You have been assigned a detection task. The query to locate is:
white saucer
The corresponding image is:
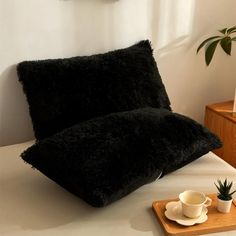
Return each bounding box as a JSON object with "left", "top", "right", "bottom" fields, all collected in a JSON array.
[{"left": 164, "top": 201, "right": 208, "bottom": 226}]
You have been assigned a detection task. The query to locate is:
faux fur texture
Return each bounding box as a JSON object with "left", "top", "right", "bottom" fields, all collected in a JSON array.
[
  {"left": 17, "top": 40, "right": 171, "bottom": 140},
  {"left": 21, "top": 107, "right": 221, "bottom": 207}
]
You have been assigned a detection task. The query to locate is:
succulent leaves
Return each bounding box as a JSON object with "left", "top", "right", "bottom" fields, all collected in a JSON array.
[{"left": 214, "top": 178, "right": 236, "bottom": 201}]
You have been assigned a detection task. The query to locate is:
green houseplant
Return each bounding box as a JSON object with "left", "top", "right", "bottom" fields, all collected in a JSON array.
[
  {"left": 214, "top": 178, "right": 236, "bottom": 213},
  {"left": 197, "top": 26, "right": 236, "bottom": 66},
  {"left": 197, "top": 26, "right": 236, "bottom": 117}
]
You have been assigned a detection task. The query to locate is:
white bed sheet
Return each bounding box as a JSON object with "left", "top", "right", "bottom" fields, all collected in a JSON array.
[{"left": 0, "top": 141, "right": 236, "bottom": 236}]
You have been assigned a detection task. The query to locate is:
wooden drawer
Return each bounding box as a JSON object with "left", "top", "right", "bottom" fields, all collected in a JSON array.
[{"left": 205, "top": 101, "right": 236, "bottom": 168}]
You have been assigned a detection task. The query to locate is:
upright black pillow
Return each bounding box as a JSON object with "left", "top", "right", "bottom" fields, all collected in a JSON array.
[
  {"left": 17, "top": 40, "right": 171, "bottom": 140},
  {"left": 21, "top": 107, "right": 222, "bottom": 207}
]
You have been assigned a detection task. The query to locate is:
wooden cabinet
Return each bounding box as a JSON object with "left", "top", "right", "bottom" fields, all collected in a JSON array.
[{"left": 205, "top": 101, "right": 236, "bottom": 168}]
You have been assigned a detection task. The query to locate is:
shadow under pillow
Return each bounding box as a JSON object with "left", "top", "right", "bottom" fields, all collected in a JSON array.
[
  {"left": 21, "top": 107, "right": 221, "bottom": 207},
  {"left": 17, "top": 40, "right": 171, "bottom": 140}
]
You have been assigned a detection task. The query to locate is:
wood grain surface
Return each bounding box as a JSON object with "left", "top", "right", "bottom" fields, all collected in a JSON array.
[
  {"left": 152, "top": 194, "right": 236, "bottom": 236},
  {"left": 204, "top": 100, "right": 236, "bottom": 168}
]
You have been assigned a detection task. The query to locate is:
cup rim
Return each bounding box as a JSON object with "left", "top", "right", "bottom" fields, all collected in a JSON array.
[{"left": 179, "top": 190, "right": 206, "bottom": 206}]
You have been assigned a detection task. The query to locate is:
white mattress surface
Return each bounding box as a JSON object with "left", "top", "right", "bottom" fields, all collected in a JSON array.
[{"left": 0, "top": 141, "right": 236, "bottom": 236}]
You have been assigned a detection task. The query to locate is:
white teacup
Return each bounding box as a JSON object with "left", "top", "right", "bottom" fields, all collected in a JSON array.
[{"left": 179, "top": 190, "right": 212, "bottom": 218}]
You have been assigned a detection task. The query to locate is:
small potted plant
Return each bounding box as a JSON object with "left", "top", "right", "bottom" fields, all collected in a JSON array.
[{"left": 215, "top": 178, "right": 236, "bottom": 213}]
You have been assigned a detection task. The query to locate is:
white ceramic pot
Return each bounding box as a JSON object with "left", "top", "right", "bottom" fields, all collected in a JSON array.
[{"left": 217, "top": 198, "right": 232, "bottom": 213}]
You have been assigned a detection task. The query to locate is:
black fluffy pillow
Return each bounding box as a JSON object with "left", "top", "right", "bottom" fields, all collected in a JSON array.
[
  {"left": 17, "top": 40, "right": 171, "bottom": 140},
  {"left": 21, "top": 107, "right": 221, "bottom": 207}
]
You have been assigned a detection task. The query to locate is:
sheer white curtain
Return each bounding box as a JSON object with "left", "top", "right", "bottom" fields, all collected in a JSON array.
[{"left": 151, "top": 0, "right": 195, "bottom": 55}]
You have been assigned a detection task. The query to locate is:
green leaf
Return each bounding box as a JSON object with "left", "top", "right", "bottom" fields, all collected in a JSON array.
[
  {"left": 224, "top": 178, "right": 227, "bottom": 187},
  {"left": 227, "top": 26, "right": 236, "bottom": 34},
  {"left": 196, "top": 36, "right": 221, "bottom": 54},
  {"left": 232, "top": 36, "right": 236, "bottom": 41},
  {"left": 218, "top": 179, "right": 223, "bottom": 188},
  {"left": 219, "top": 28, "right": 227, "bottom": 35},
  {"left": 205, "top": 39, "right": 221, "bottom": 65},
  {"left": 229, "top": 190, "right": 236, "bottom": 196},
  {"left": 220, "top": 37, "right": 232, "bottom": 55},
  {"left": 214, "top": 183, "right": 221, "bottom": 193},
  {"left": 215, "top": 179, "right": 236, "bottom": 198},
  {"left": 229, "top": 29, "right": 236, "bottom": 34}
]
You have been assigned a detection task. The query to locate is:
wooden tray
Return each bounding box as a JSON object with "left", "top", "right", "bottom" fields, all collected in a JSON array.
[{"left": 152, "top": 194, "right": 236, "bottom": 236}]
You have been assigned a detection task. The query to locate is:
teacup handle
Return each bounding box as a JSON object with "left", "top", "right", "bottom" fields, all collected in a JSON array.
[{"left": 204, "top": 197, "right": 212, "bottom": 207}]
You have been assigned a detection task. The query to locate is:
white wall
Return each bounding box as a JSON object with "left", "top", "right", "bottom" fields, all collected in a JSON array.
[
  {"left": 153, "top": 0, "right": 236, "bottom": 121},
  {"left": 0, "top": 0, "right": 236, "bottom": 146}
]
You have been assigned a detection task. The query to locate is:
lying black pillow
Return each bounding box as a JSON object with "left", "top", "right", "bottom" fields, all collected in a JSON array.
[
  {"left": 17, "top": 40, "right": 171, "bottom": 140},
  {"left": 21, "top": 108, "right": 221, "bottom": 207}
]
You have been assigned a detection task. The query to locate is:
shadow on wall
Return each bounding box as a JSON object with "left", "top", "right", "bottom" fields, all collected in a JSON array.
[
  {"left": 151, "top": 0, "right": 196, "bottom": 53},
  {"left": 150, "top": 0, "right": 199, "bottom": 121},
  {"left": 0, "top": 65, "right": 34, "bottom": 146},
  {"left": 150, "top": 0, "right": 236, "bottom": 123}
]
